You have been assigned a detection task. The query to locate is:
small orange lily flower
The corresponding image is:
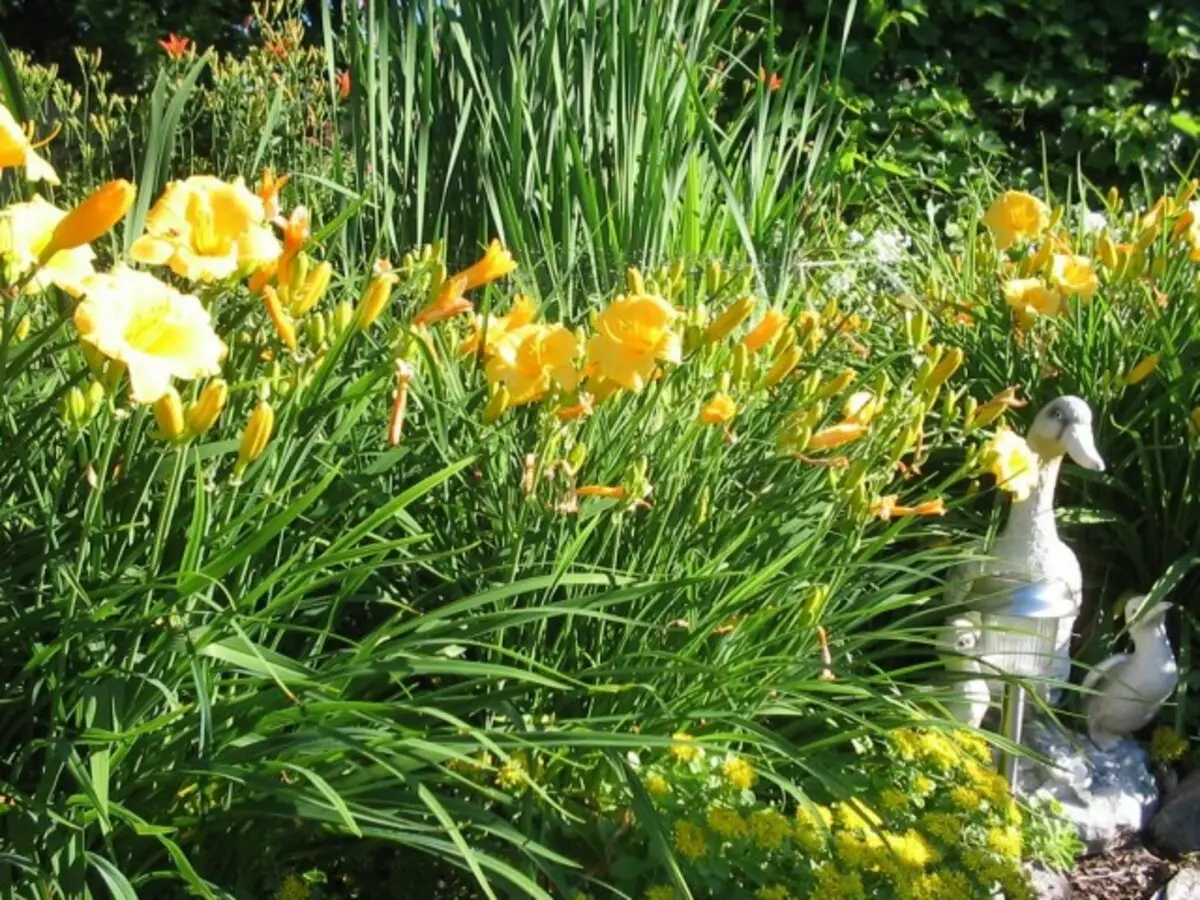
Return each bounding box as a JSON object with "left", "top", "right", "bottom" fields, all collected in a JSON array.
[
  {"left": 336, "top": 70, "right": 351, "bottom": 100},
  {"left": 159, "top": 34, "right": 192, "bottom": 60},
  {"left": 758, "top": 67, "right": 782, "bottom": 91}
]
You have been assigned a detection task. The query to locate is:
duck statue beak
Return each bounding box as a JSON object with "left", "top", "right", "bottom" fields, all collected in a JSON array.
[{"left": 1062, "top": 423, "right": 1105, "bottom": 471}]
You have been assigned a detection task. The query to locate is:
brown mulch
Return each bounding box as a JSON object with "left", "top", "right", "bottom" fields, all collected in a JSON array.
[{"left": 1067, "top": 842, "right": 1178, "bottom": 900}]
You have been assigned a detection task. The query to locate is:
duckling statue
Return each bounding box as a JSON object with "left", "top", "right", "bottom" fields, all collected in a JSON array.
[
  {"left": 935, "top": 612, "right": 990, "bottom": 728},
  {"left": 948, "top": 396, "right": 1105, "bottom": 699},
  {"left": 1084, "top": 593, "right": 1178, "bottom": 751}
]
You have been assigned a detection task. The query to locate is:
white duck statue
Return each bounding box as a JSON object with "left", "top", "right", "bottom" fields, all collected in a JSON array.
[
  {"left": 947, "top": 396, "right": 1105, "bottom": 700},
  {"left": 935, "top": 612, "right": 990, "bottom": 728},
  {"left": 1084, "top": 593, "right": 1178, "bottom": 751}
]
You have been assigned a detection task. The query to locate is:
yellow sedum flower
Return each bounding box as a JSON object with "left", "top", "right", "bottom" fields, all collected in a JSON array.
[
  {"left": 495, "top": 752, "right": 528, "bottom": 791},
  {"left": 644, "top": 772, "right": 671, "bottom": 796},
  {"left": 1150, "top": 726, "right": 1189, "bottom": 764},
  {"left": 0, "top": 104, "right": 59, "bottom": 184},
  {"left": 668, "top": 732, "right": 702, "bottom": 763},
  {"left": 754, "top": 886, "right": 790, "bottom": 900},
  {"left": 813, "top": 864, "right": 865, "bottom": 900},
  {"left": 130, "top": 175, "right": 282, "bottom": 282},
  {"left": 672, "top": 820, "right": 707, "bottom": 860},
  {"left": 1049, "top": 253, "right": 1099, "bottom": 302},
  {"left": 916, "top": 731, "right": 959, "bottom": 770},
  {"left": 747, "top": 808, "right": 790, "bottom": 850},
  {"left": 273, "top": 873, "right": 312, "bottom": 900},
  {"left": 982, "top": 190, "right": 1049, "bottom": 250},
  {"left": 883, "top": 829, "right": 938, "bottom": 869},
  {"left": 880, "top": 787, "right": 909, "bottom": 814},
  {"left": 981, "top": 426, "right": 1040, "bottom": 502},
  {"left": 918, "top": 811, "right": 962, "bottom": 844},
  {"left": 484, "top": 324, "right": 579, "bottom": 406},
  {"left": 0, "top": 196, "right": 96, "bottom": 296},
  {"left": 74, "top": 266, "right": 226, "bottom": 403},
  {"left": 706, "top": 805, "right": 747, "bottom": 838},
  {"left": 720, "top": 755, "right": 756, "bottom": 790},
  {"left": 913, "top": 775, "right": 936, "bottom": 797},
  {"left": 987, "top": 825, "right": 1023, "bottom": 859},
  {"left": 949, "top": 785, "right": 981, "bottom": 811},
  {"left": 585, "top": 293, "right": 681, "bottom": 392}
]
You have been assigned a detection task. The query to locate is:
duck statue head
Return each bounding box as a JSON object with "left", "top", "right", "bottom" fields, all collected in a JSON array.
[{"left": 1025, "top": 396, "right": 1105, "bottom": 473}]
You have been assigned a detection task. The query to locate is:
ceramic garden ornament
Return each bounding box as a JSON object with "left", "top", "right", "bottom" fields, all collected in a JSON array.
[
  {"left": 1084, "top": 593, "right": 1178, "bottom": 751},
  {"left": 935, "top": 612, "right": 990, "bottom": 728},
  {"left": 948, "top": 396, "right": 1105, "bottom": 699}
]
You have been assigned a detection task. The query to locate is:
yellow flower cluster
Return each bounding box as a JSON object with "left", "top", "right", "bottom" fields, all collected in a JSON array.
[
  {"left": 721, "top": 755, "right": 757, "bottom": 790},
  {"left": 672, "top": 820, "right": 707, "bottom": 860},
  {"left": 706, "top": 806, "right": 747, "bottom": 838},
  {"left": 1150, "top": 726, "right": 1190, "bottom": 764}
]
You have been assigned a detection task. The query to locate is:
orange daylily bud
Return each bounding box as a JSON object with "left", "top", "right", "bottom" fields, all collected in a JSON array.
[
  {"left": 235, "top": 400, "right": 274, "bottom": 474},
  {"left": 43, "top": 179, "right": 135, "bottom": 259},
  {"left": 186, "top": 379, "right": 228, "bottom": 435},
  {"left": 152, "top": 387, "right": 186, "bottom": 441},
  {"left": 262, "top": 286, "right": 297, "bottom": 351}
]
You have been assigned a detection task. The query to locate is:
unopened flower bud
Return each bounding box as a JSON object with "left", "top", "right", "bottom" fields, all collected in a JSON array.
[
  {"left": 483, "top": 384, "right": 511, "bottom": 423},
  {"left": 763, "top": 346, "right": 801, "bottom": 388},
  {"left": 187, "top": 378, "right": 228, "bottom": 435},
  {"left": 290, "top": 260, "right": 333, "bottom": 318},
  {"left": 43, "top": 179, "right": 135, "bottom": 259},
  {"left": 626, "top": 267, "right": 646, "bottom": 295},
  {"left": 332, "top": 300, "right": 355, "bottom": 335},
  {"left": 356, "top": 267, "right": 399, "bottom": 330},
  {"left": 235, "top": 400, "right": 274, "bottom": 475},
  {"left": 153, "top": 387, "right": 186, "bottom": 442},
  {"left": 815, "top": 368, "right": 856, "bottom": 400},
  {"left": 704, "top": 260, "right": 723, "bottom": 295}
]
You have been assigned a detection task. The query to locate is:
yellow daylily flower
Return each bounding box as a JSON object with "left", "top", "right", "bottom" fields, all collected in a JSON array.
[
  {"left": 0, "top": 196, "right": 96, "bottom": 296},
  {"left": 698, "top": 392, "right": 737, "bottom": 425},
  {"left": 461, "top": 294, "right": 538, "bottom": 357},
  {"left": 129, "top": 175, "right": 281, "bottom": 282},
  {"left": 484, "top": 323, "right": 579, "bottom": 406},
  {"left": 1049, "top": 254, "right": 1099, "bottom": 302},
  {"left": 1002, "top": 277, "right": 1062, "bottom": 325},
  {"left": 73, "top": 265, "right": 227, "bottom": 403},
  {"left": 982, "top": 191, "right": 1049, "bottom": 251},
  {"left": 0, "top": 104, "right": 59, "bottom": 184},
  {"left": 585, "top": 293, "right": 681, "bottom": 392},
  {"left": 981, "top": 426, "right": 1039, "bottom": 501}
]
